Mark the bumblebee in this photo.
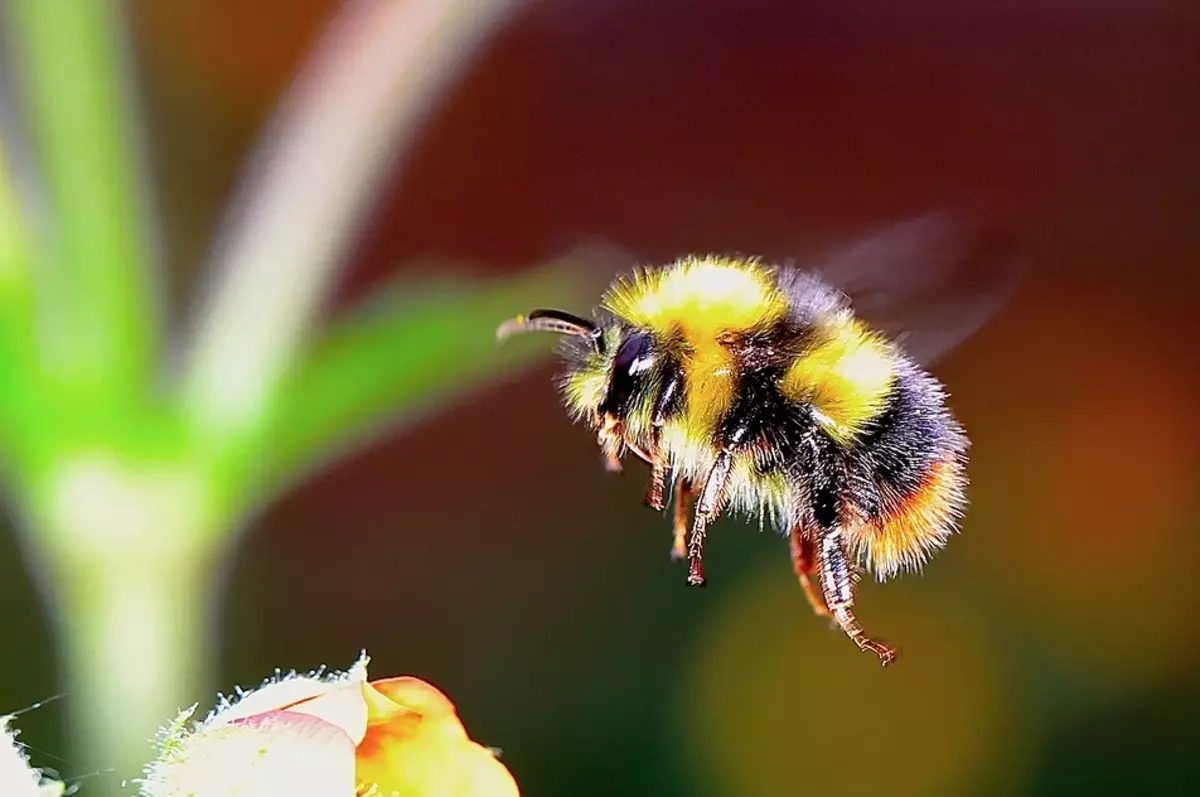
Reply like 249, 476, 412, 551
497, 214, 1020, 666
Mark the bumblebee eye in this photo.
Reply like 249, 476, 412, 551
601, 331, 656, 417
614, 331, 656, 374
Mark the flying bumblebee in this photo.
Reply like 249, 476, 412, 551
497, 213, 1021, 666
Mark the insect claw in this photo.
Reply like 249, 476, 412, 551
867, 640, 898, 667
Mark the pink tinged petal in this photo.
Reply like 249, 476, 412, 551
147, 711, 356, 797
208, 663, 371, 746
209, 676, 335, 725
282, 684, 370, 747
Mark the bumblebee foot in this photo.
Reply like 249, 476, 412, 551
669, 537, 687, 561
862, 639, 898, 667
686, 559, 707, 587
645, 485, 665, 512
830, 604, 898, 667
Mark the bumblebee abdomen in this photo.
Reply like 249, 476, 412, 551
778, 314, 896, 446
843, 357, 969, 579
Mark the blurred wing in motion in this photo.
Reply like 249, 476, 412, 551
812, 212, 1026, 366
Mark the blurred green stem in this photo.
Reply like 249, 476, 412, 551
181, 0, 526, 450
27, 451, 218, 777
0, 147, 29, 276
5, 0, 158, 401
0, 148, 37, 461
221, 254, 607, 515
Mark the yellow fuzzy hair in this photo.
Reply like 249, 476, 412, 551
601, 257, 789, 442
779, 315, 895, 445
847, 455, 967, 579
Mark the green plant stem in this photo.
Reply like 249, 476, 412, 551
181, 0, 526, 448
52, 549, 217, 782
0, 147, 29, 277
26, 454, 219, 782
0, 147, 38, 461
4, 0, 157, 401
212, 254, 610, 517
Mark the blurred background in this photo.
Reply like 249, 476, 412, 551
2, 1, 1199, 795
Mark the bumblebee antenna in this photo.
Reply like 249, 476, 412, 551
496, 309, 604, 352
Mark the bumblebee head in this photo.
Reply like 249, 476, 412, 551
497, 309, 663, 467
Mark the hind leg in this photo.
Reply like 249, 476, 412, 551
818, 530, 897, 666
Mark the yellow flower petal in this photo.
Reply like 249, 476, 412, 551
144, 655, 521, 796
355, 677, 519, 796
356, 734, 518, 797
365, 677, 467, 740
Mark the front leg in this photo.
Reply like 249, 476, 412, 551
685, 398, 760, 587
643, 361, 685, 511
818, 530, 897, 666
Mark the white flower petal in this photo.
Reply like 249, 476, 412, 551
141, 711, 356, 797
0, 717, 62, 797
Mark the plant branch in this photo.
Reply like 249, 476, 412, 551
0, 122, 41, 470
25, 450, 220, 783
209, 250, 613, 520
180, 0, 526, 446
4, 0, 158, 399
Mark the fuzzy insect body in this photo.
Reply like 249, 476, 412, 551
498, 214, 1019, 666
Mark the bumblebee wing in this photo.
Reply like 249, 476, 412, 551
810, 212, 1025, 366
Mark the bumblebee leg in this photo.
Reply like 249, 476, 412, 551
671, 478, 693, 561
687, 451, 735, 587
684, 396, 762, 586
645, 362, 685, 511
644, 430, 669, 512
788, 526, 830, 618
597, 413, 625, 473
818, 531, 897, 666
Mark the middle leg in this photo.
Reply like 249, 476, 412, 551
671, 477, 692, 561
686, 450, 735, 587
788, 525, 830, 618
684, 387, 765, 587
